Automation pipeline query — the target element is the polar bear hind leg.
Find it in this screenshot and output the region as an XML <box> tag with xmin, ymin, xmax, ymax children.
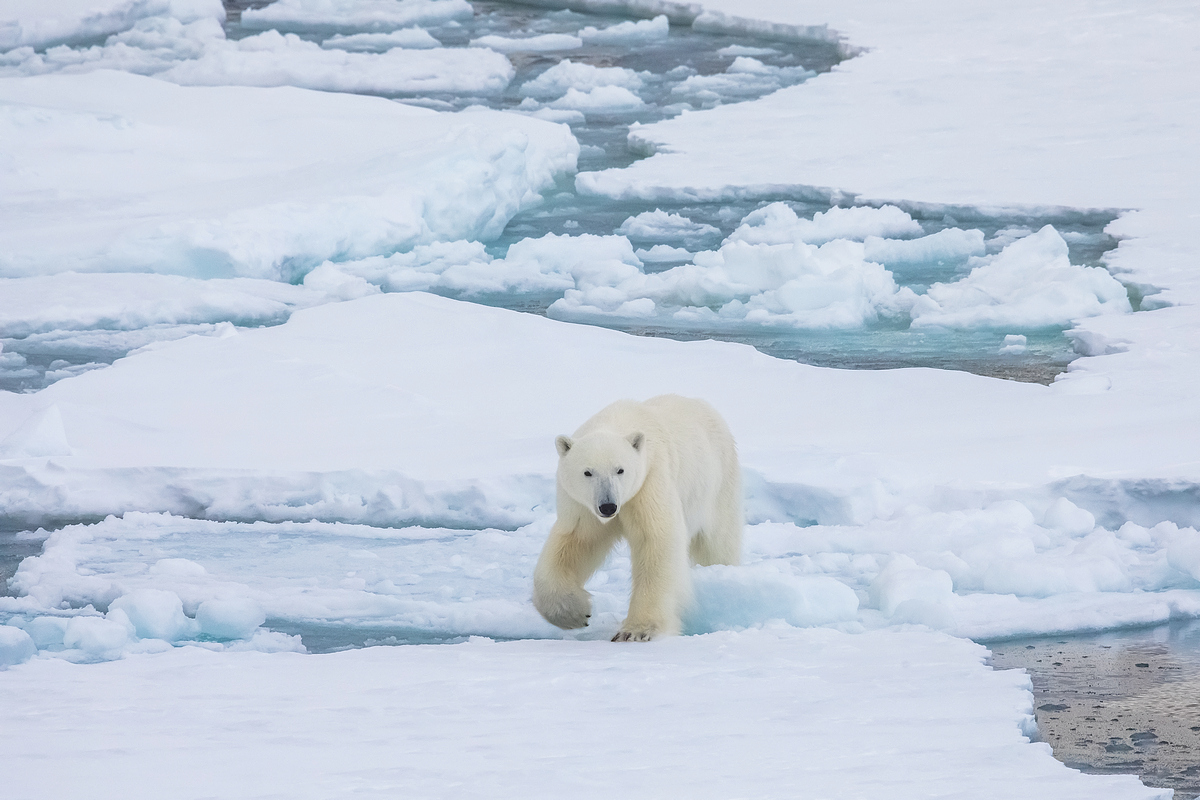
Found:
<box><xmin>689</xmin><ymin>475</ymin><xmax>743</xmax><ymax>567</ymax></box>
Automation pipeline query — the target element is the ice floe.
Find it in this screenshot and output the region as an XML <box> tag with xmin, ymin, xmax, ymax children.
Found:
<box><xmin>578</xmin><ymin>14</ymin><xmax>669</xmax><ymax>45</ymax></box>
<box><xmin>239</xmin><ymin>0</ymin><xmax>473</xmax><ymax>34</ymax></box>
<box><xmin>320</xmin><ymin>27</ymin><xmax>442</xmax><ymax>50</ymax></box>
<box><xmin>910</xmin><ymin>226</ymin><xmax>1132</xmax><ymax>329</ymax></box>
<box><xmin>0</xmin><ymin>70</ymin><xmax>577</xmax><ymax>280</ymax></box>
<box><xmin>0</xmin><ymin>0</ymin><xmax>223</xmax><ymax>50</ymax></box>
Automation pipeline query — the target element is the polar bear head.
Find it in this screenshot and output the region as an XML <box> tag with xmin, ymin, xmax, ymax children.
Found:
<box><xmin>555</xmin><ymin>430</ymin><xmax>647</xmax><ymax>523</ymax></box>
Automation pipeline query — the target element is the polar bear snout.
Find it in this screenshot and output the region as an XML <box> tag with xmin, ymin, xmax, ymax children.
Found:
<box><xmin>598</xmin><ymin>502</ymin><xmax>618</xmax><ymax>518</ymax></box>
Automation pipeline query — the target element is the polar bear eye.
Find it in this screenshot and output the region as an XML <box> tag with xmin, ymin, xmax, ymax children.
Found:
<box><xmin>617</xmin><ymin>468</ymin><xmax>624</xmax><ymax>474</ymax></box>
<box><xmin>583</xmin><ymin>470</ymin><xmax>592</xmax><ymax>477</ymax></box>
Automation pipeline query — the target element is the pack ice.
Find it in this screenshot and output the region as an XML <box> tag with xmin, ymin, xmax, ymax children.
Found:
<box><xmin>0</xmin><ymin>71</ymin><xmax>577</xmax><ymax>280</ymax></box>
<box><xmin>3</xmin><ymin>0</ymin><xmax>1200</xmax><ymax>798</ymax></box>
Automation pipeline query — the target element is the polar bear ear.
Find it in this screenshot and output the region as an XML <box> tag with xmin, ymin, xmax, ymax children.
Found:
<box><xmin>628</xmin><ymin>432</ymin><xmax>644</xmax><ymax>451</ymax></box>
<box><xmin>555</xmin><ymin>435</ymin><xmax>573</xmax><ymax>458</ymax></box>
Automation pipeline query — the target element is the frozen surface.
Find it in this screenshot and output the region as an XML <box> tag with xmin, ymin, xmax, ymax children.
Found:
<box><xmin>0</xmin><ymin>0</ymin><xmax>223</xmax><ymax>50</ymax></box>
<box><xmin>2</xmin><ymin>0</ymin><xmax>1200</xmax><ymax>796</ymax></box>
<box><xmin>157</xmin><ymin>30</ymin><xmax>514</xmax><ymax>93</ymax></box>
<box><xmin>1</xmin><ymin>18</ymin><xmax>515</xmax><ymax>95</ymax></box>
<box><xmin>469</xmin><ymin>31</ymin><xmax>582</xmax><ymax>52</ymax></box>
<box><xmin>0</xmin><ymin>628</ymin><xmax>1167</xmax><ymax>800</ymax></box>
<box><xmin>518</xmin><ymin>58</ymin><xmax>645</xmax><ymax>99</ymax></box>
<box><xmin>0</xmin><ymin>71</ymin><xmax>577</xmax><ymax>280</ymax></box>
<box><xmin>320</xmin><ymin>26</ymin><xmax>442</xmax><ymax>50</ymax></box>
<box><xmin>315</xmin><ymin>205</ymin><xmax>1126</xmax><ymax>336</ymax></box>
<box><xmin>578</xmin><ymin>14</ymin><xmax>668</xmax><ymax>45</ymax></box>
<box><xmin>0</xmin><ymin>273</ymin><xmax>330</xmax><ymax>337</ymax></box>
<box><xmin>1</xmin><ymin>293</ymin><xmax>1198</xmax><ymax>658</ymax></box>
<box><xmin>239</xmin><ymin>0</ymin><xmax>473</xmax><ymax>33</ymax></box>
<box><xmin>909</xmin><ymin>226</ymin><xmax>1132</xmax><ymax>330</ymax></box>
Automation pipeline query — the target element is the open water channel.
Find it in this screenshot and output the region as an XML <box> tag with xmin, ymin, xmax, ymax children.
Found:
<box><xmin>227</xmin><ymin>0</ymin><xmax>1123</xmax><ymax>385</ymax></box>
<box><xmin>3</xmin><ymin>1</ymin><xmax>1191</xmax><ymax>794</ymax></box>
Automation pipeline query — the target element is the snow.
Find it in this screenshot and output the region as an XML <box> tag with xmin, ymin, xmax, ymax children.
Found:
<box><xmin>909</xmin><ymin>226</ymin><xmax>1132</xmax><ymax>330</ymax></box>
<box><xmin>616</xmin><ymin>209</ymin><xmax>720</xmax><ymax>242</ymax></box>
<box><xmin>0</xmin><ymin>624</ymin><xmax>35</xmax><ymax>665</ymax></box>
<box><xmin>728</xmin><ymin>202</ymin><xmax>925</xmax><ymax>246</ymax></box>
<box><xmin>313</xmin><ymin>207</ymin><xmax>1127</xmax><ymax>334</ymax></box>
<box><xmin>1</xmin><ymin>19</ymin><xmax>514</xmax><ymax>96</ymax></box>
<box><xmin>157</xmin><ymin>30</ymin><xmax>515</xmax><ymax>94</ymax></box>
<box><xmin>109</xmin><ymin>588</ymin><xmax>198</xmax><ymax>641</ymax></box>
<box><xmin>239</xmin><ymin>0</ymin><xmax>473</xmax><ymax>33</ymax></box>
<box><xmin>864</xmin><ymin>227</ymin><xmax>986</xmax><ymax>268</ymax></box>
<box><xmin>518</xmin><ymin>58</ymin><xmax>644</xmax><ymax>99</ymax></box>
<box><xmin>635</xmin><ymin>243</ymin><xmax>692</xmax><ymax>263</ymax></box>
<box><xmin>320</xmin><ymin>27</ymin><xmax>442</xmax><ymax>50</ymax></box>
<box><xmin>469</xmin><ymin>32</ymin><xmax>582</xmax><ymax>52</ymax></box>
<box><xmin>0</xmin><ymin>628</ymin><xmax>1165</xmax><ymax>800</ymax></box>
<box><xmin>548</xmin><ymin>83</ymin><xmax>644</xmax><ymax>114</ymax></box>
<box><xmin>668</xmin><ymin>57</ymin><xmax>814</xmax><ymax>107</ymax></box>
<box><xmin>195</xmin><ymin>598</ymin><xmax>267</xmax><ymax>640</ymax></box>
<box><xmin>0</xmin><ymin>405</ymin><xmax>71</xmax><ymax>458</ymax></box>
<box><xmin>0</xmin><ymin>291</ymin><xmax>1197</xmax><ymax>658</ymax></box>
<box><xmin>3</xmin><ymin>0</ymin><xmax>1200</xmax><ymax>796</ymax></box>
<box><xmin>0</xmin><ymin>71</ymin><xmax>577</xmax><ymax>280</ymax></box>
<box><xmin>0</xmin><ymin>273</ymin><xmax>328</xmax><ymax>337</ymax></box>
<box><xmin>0</xmin><ymin>0</ymin><xmax>223</xmax><ymax>50</ymax></box>
<box><xmin>578</xmin><ymin>13</ymin><xmax>669</xmax><ymax>45</ymax></box>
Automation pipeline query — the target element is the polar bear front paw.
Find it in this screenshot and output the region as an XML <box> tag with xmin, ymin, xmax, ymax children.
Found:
<box><xmin>611</xmin><ymin>624</ymin><xmax>659</xmax><ymax>642</ymax></box>
<box><xmin>534</xmin><ymin>587</ymin><xmax>592</xmax><ymax>630</ymax></box>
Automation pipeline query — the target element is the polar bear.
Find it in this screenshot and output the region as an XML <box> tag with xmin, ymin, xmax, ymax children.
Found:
<box><xmin>533</xmin><ymin>394</ymin><xmax>742</xmax><ymax>641</ymax></box>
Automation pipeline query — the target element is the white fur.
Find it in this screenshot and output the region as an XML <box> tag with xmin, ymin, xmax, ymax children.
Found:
<box><xmin>533</xmin><ymin>394</ymin><xmax>743</xmax><ymax>641</ymax></box>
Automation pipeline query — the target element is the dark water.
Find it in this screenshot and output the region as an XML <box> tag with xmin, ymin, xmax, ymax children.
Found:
<box><xmin>989</xmin><ymin>621</ymin><xmax>1200</xmax><ymax>799</ymax></box>
<box><xmin>0</xmin><ymin>529</ymin><xmax>46</xmax><ymax>596</ymax></box>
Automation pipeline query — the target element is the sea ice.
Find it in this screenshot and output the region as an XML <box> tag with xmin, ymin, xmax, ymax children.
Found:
<box><xmin>1000</xmin><ymin>333</ymin><xmax>1028</xmax><ymax>354</ymax></box>
<box><xmin>0</xmin><ymin>623</ymin><xmax>35</xmax><ymax>666</ymax></box>
<box><xmin>157</xmin><ymin>31</ymin><xmax>514</xmax><ymax>95</ymax></box>
<box><xmin>320</xmin><ymin>27</ymin><xmax>442</xmax><ymax>50</ymax></box>
<box><xmin>616</xmin><ymin>209</ymin><xmax>721</xmax><ymax>242</ymax></box>
<box><xmin>239</xmin><ymin>0</ymin><xmax>473</xmax><ymax>34</ymax></box>
<box><xmin>730</xmin><ymin>202</ymin><xmax>926</xmax><ymax>246</ymax></box>
<box><xmin>0</xmin><ymin>273</ymin><xmax>330</xmax><ymax>337</ymax></box>
<box><xmin>669</xmin><ymin>56</ymin><xmax>814</xmax><ymax>106</ymax></box>
<box><xmin>0</xmin><ymin>405</ymin><xmax>71</xmax><ymax>459</ymax></box>
<box><xmin>910</xmin><ymin>226</ymin><xmax>1132</xmax><ymax>329</ymax></box>
<box><xmin>548</xmin><ymin>84</ymin><xmax>645</xmax><ymax>114</ymax></box>
<box><xmin>469</xmin><ymin>32</ymin><xmax>582</xmax><ymax>52</ymax></box>
<box><xmin>109</xmin><ymin>588</ymin><xmax>198</xmax><ymax>641</ymax></box>
<box><xmin>578</xmin><ymin>14</ymin><xmax>669</xmax><ymax>45</ymax></box>
<box><xmin>686</xmin><ymin>565</ymin><xmax>859</xmax><ymax>632</ymax></box>
<box><xmin>541</xmin><ymin>228</ymin><xmax>915</xmax><ymax>329</ymax></box>
<box><xmin>61</xmin><ymin>612</ymin><xmax>134</xmax><ymax>660</ymax></box>
<box><xmin>0</xmin><ymin>71</ymin><xmax>577</xmax><ymax>280</ymax></box>
<box><xmin>863</xmin><ymin>226</ymin><xmax>986</xmax><ymax>267</ymax></box>
<box><xmin>0</xmin><ymin>0</ymin><xmax>223</xmax><ymax>51</ymax></box>
<box><xmin>0</xmin><ymin>11</ymin><xmax>511</xmax><ymax>96</ymax></box>
<box><xmin>0</xmin><ymin>628</ymin><xmax>1168</xmax><ymax>799</ymax></box>
<box><xmin>195</xmin><ymin>598</ymin><xmax>267</xmax><ymax>640</ymax></box>
<box><xmin>635</xmin><ymin>244</ymin><xmax>693</xmax><ymax>263</ymax></box>
<box><xmin>518</xmin><ymin>58</ymin><xmax>644</xmax><ymax>99</ymax></box>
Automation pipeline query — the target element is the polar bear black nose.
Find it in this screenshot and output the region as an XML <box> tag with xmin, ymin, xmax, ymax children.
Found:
<box><xmin>598</xmin><ymin>503</ymin><xmax>617</xmax><ymax>517</ymax></box>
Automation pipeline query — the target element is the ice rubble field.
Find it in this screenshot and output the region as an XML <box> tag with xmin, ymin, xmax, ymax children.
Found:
<box><xmin>2</xmin><ymin>0</ymin><xmax>1200</xmax><ymax>797</ymax></box>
